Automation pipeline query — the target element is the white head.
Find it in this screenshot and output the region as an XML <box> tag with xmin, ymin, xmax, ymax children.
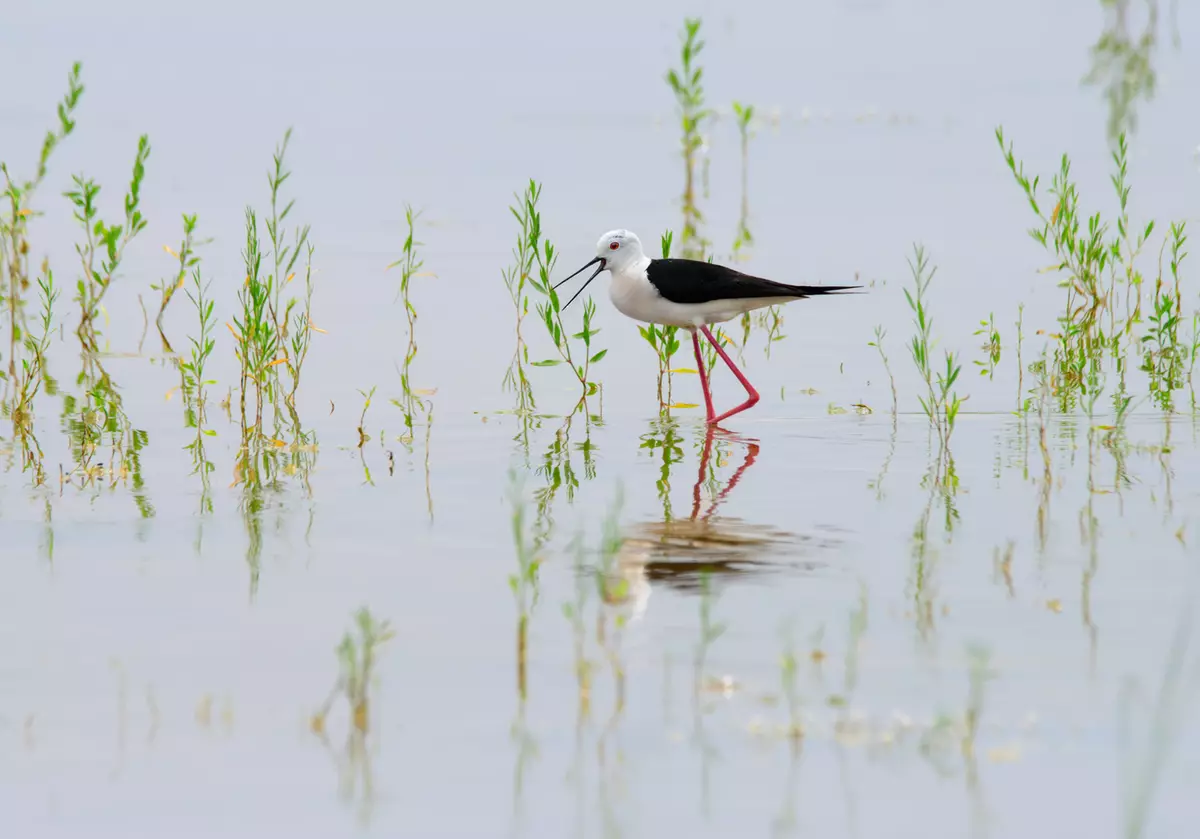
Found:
<box><xmin>552</xmin><ymin>228</ymin><xmax>646</xmax><ymax>311</ymax></box>
<box><xmin>595</xmin><ymin>229</ymin><xmax>645</xmax><ymax>273</ymax></box>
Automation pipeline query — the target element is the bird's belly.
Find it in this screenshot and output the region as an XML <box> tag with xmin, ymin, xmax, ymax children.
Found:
<box><xmin>610</xmin><ymin>278</ymin><xmax>789</xmax><ymax>328</ymax></box>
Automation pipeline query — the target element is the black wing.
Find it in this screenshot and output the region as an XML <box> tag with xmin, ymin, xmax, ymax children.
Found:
<box><xmin>646</xmin><ymin>259</ymin><xmax>858</xmax><ymax>305</ymax></box>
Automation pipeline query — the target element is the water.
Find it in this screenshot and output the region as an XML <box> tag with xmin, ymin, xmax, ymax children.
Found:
<box><xmin>2</xmin><ymin>1</ymin><xmax>1200</xmax><ymax>836</ymax></box>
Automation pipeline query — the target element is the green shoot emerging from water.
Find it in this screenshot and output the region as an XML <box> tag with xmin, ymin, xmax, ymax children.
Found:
<box><xmin>666</xmin><ymin>18</ymin><xmax>711</xmax><ymax>259</ymax></box>
<box><xmin>67</xmin><ymin>134</ymin><xmax>151</xmax><ymax>351</ymax></box>
<box><xmin>313</xmin><ymin>607</ymin><xmax>395</xmax><ymax>735</ymax></box>
<box><xmin>905</xmin><ymin>244</ymin><xmax>964</xmax><ymax>463</ymax></box>
<box><xmin>388</xmin><ymin>206</ymin><xmax>434</xmax><ymax>448</ymax></box>
<box><xmin>521</xmin><ymin>181</ymin><xmax>605</xmax><ymax>402</ymax></box>
<box><xmin>638</xmin><ymin>230</ymin><xmax>682</xmax><ymax>409</ymax></box>
<box><xmin>153</xmin><ymin>213</ymin><xmax>203</xmax><ymax>347</ymax></box>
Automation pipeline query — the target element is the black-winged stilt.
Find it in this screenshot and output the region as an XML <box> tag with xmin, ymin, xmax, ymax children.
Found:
<box><xmin>553</xmin><ymin>229</ymin><xmax>858</xmax><ymax>424</ymax></box>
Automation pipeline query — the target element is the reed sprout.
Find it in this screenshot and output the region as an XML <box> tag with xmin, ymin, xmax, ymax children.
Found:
<box><xmin>313</xmin><ymin>607</ymin><xmax>395</xmax><ymax>735</ymax></box>
<box><xmin>153</xmin><ymin>214</ymin><xmax>203</xmax><ymax>346</ymax></box>
<box><xmin>181</xmin><ymin>267</ymin><xmax>216</xmax><ymax>512</ymax></box>
<box><xmin>638</xmin><ymin>231</ymin><xmax>682</xmax><ymax>408</ymax></box>
<box><xmin>999</xmin><ymin>126</ymin><xmax>1193</xmax><ymax>414</ymax></box>
<box><xmin>502</xmin><ymin>181</ymin><xmax>540</xmax><ymax>420</ymax></box>
<box><xmin>868</xmin><ymin>325</ymin><xmax>898</xmax><ymax>420</ymax></box>
<box><xmin>904</xmin><ymin>244</ymin><xmax>964</xmax><ymax>463</ymax></box>
<box><xmin>666</xmin><ymin>18</ymin><xmax>711</xmax><ymax>259</ymax></box>
<box><xmin>519</xmin><ymin>181</ymin><xmax>605</xmax><ymax>401</ymax></box>
<box><xmin>230</xmin><ymin>130</ymin><xmax>319</xmax><ymax>448</ymax></box>
<box><xmin>2</xmin><ymin>61</ymin><xmax>83</xmax><ymax>379</ymax></box>
<box><xmin>388</xmin><ymin>206</ymin><xmax>434</xmax><ymax>445</ymax></box>
<box><xmin>9</xmin><ymin>265</ymin><xmax>58</xmax><ymax>428</ymax></box>
<box><xmin>67</xmin><ymin>134</ymin><xmax>151</xmax><ymax>351</ymax></box>
<box><xmin>973</xmin><ymin>313</ymin><xmax>1002</xmax><ymax>379</ymax></box>
<box><xmin>731</xmin><ymin>101</ymin><xmax>755</xmax><ymax>259</ymax></box>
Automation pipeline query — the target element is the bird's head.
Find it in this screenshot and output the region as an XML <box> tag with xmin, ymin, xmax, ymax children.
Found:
<box><xmin>552</xmin><ymin>229</ymin><xmax>645</xmax><ymax>310</ymax></box>
<box><xmin>595</xmin><ymin>229</ymin><xmax>644</xmax><ymax>273</ymax></box>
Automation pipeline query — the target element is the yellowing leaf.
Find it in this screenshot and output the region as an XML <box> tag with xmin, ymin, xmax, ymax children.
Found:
<box><xmin>285</xmin><ymin>272</ymin><xmax>296</xmax><ymax>284</ymax></box>
<box><xmin>308</xmin><ymin>317</ymin><xmax>328</xmax><ymax>334</ymax></box>
<box><xmin>226</xmin><ymin>322</ymin><xmax>240</xmax><ymax>341</ymax></box>
<box><xmin>163</xmin><ymin>244</ymin><xmax>179</xmax><ymax>258</ymax></box>
<box><xmin>164</xmin><ymin>387</ymin><xmax>179</xmax><ymax>402</ymax></box>
<box><xmin>670</xmin><ymin>367</ymin><xmax>699</xmax><ymax>374</ymax></box>
<box><xmin>16</xmin><ymin>208</ymin><xmax>33</xmax><ymax>217</ymax></box>
<box><xmin>668</xmin><ymin>402</ymin><xmax>700</xmax><ymax>409</ymax></box>
<box><xmin>1046</xmin><ymin>598</ymin><xmax>1063</xmax><ymax>613</ymax></box>
<box><xmin>413</xmin><ymin>388</ymin><xmax>438</xmax><ymax>396</ymax></box>
<box><xmin>266</xmin><ymin>357</ymin><xmax>288</xmax><ymax>368</ymax></box>
<box><xmin>268</xmin><ymin>438</ymin><xmax>288</xmax><ymax>448</ymax></box>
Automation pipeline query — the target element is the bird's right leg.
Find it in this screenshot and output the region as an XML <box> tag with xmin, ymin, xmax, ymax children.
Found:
<box><xmin>692</xmin><ymin>328</ymin><xmax>716</xmax><ymax>423</ymax></box>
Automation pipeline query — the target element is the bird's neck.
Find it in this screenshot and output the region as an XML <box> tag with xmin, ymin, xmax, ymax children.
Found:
<box><xmin>614</xmin><ymin>253</ymin><xmax>651</xmax><ymax>277</ymax></box>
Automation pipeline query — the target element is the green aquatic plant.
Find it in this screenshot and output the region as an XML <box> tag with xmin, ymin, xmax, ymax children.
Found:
<box><xmin>508</xmin><ymin>473</ymin><xmax>541</xmax><ymax>702</ymax></box>
<box><xmin>962</xmin><ymin>644</ymin><xmax>995</xmax><ymax>761</ymax></box>
<box><xmin>731</xmin><ymin>101</ymin><xmax>755</xmax><ymax>260</ymax></box>
<box><xmin>356</xmin><ymin>385</ymin><xmax>376</xmax><ymax>449</ymax></box>
<box><xmin>2</xmin><ymin>61</ymin><xmax>84</xmax><ymax>380</ymax></box>
<box><xmin>1140</xmin><ymin>222</ymin><xmax>1188</xmax><ymax>409</ymax></box>
<box><xmin>666</xmin><ymin>17</ymin><xmax>712</xmax><ymax>259</ymax></box>
<box><xmin>501</xmin><ymin>181</ymin><xmax>541</xmax><ymax>422</ymax></box>
<box><xmin>779</xmin><ymin>627</ymin><xmax>803</xmax><ymax>740</ymax></box>
<box><xmin>973</xmin><ymin>313</ymin><xmax>1002</xmax><ymax>379</ymax></box>
<box><xmin>232</xmin><ymin>208</ymin><xmax>277</xmax><ymax>437</ymax></box>
<box><xmin>388</xmin><ymin>206</ymin><xmax>434</xmax><ymax>447</ymax></box>
<box><xmin>904</xmin><ymin>244</ymin><xmax>964</xmax><ymax>461</ymax></box>
<box><xmin>693</xmin><ymin>572</ymin><xmax>725</xmax><ymax>702</ymax></box>
<box><xmin>638</xmin><ymin>230</ymin><xmax>682</xmax><ymax>408</ymax></box>
<box><xmin>152</xmin><ymin>213</ymin><xmax>203</xmax><ymax>345</ymax></box>
<box><xmin>181</xmin><ymin>267</ymin><xmax>216</xmax><ymax>513</ymax></box>
<box><xmin>868</xmin><ymin>324</ymin><xmax>898</xmax><ymax>419</ymax></box>
<box><xmin>639</xmin><ymin>415</ymin><xmax>684</xmax><ymax>521</ymax></box>
<box><xmin>66</xmin><ymin>134</ymin><xmax>151</xmax><ymax>351</ymax></box>
<box><xmin>562</xmin><ymin>536</ymin><xmax>596</xmax><ymax>716</ymax></box>
<box><xmin>517</xmin><ymin>181</ymin><xmax>605</xmax><ymax>403</ymax></box>
<box><xmin>313</xmin><ymin>607</ymin><xmax>395</xmax><ymax>735</ymax></box>
<box><xmin>1084</xmin><ymin>0</ymin><xmax>1172</xmax><ymax>142</ymax></box>
<box><xmin>9</xmin><ymin>265</ymin><xmax>58</xmax><ymax>429</ymax></box>
<box><xmin>996</xmin><ymin>127</ymin><xmax>1193</xmax><ymax>413</ymax></box>
<box><xmin>230</xmin><ymin>130</ymin><xmax>318</xmax><ymax>445</ymax></box>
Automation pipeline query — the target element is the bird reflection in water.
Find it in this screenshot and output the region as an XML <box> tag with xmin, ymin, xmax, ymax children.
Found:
<box><xmin>605</xmin><ymin>423</ymin><xmax>829</xmax><ymax>616</ymax></box>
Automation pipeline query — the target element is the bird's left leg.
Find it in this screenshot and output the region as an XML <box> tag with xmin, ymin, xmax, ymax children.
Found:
<box><xmin>700</xmin><ymin>325</ymin><xmax>760</xmax><ymax>424</ymax></box>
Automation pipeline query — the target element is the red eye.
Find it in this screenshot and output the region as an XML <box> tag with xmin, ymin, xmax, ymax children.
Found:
<box><xmin>609</xmin><ymin>241</ymin><xmax>619</xmax><ymax>250</ymax></box>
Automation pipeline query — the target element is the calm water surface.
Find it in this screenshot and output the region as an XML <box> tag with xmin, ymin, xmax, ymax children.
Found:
<box><xmin>2</xmin><ymin>1</ymin><xmax>1200</xmax><ymax>837</ymax></box>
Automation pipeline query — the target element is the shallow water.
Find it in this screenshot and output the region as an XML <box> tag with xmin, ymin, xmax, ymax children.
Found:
<box><xmin>3</xmin><ymin>1</ymin><xmax>1200</xmax><ymax>837</ymax></box>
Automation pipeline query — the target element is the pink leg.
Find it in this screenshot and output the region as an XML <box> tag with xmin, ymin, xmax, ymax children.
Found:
<box><xmin>700</xmin><ymin>326</ymin><xmax>760</xmax><ymax>424</ymax></box>
<box><xmin>692</xmin><ymin>329</ymin><xmax>716</xmax><ymax>423</ymax></box>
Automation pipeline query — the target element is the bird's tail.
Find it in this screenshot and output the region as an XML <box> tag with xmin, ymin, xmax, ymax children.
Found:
<box><xmin>785</xmin><ymin>284</ymin><xmax>861</xmax><ymax>297</ymax></box>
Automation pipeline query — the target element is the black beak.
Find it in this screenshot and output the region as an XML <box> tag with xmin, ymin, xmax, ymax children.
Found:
<box><xmin>552</xmin><ymin>256</ymin><xmax>607</xmax><ymax>311</ymax></box>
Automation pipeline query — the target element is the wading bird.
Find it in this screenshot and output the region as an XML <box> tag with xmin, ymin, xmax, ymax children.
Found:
<box><xmin>554</xmin><ymin>229</ymin><xmax>857</xmax><ymax>424</ymax></box>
